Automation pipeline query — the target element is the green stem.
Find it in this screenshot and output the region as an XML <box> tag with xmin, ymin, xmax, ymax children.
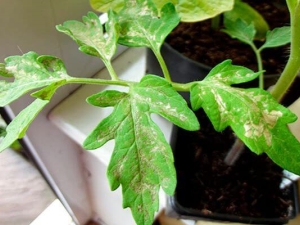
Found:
<box><xmin>70</xmin><ymin>75</ymin><xmax>196</xmax><ymax>95</ymax></box>
<box><xmin>68</xmin><ymin>77</ymin><xmax>196</xmax><ymax>98</ymax></box>
<box><xmin>211</xmin><ymin>15</ymin><xmax>221</xmax><ymax>30</ymax></box>
<box><xmin>256</xmin><ymin>50</ymin><xmax>264</xmax><ymax>89</ymax></box>
<box><xmin>271</xmin><ymin>0</ymin><xmax>300</xmax><ymax>101</ymax></box>
<box><xmin>152</xmin><ymin>49</ymin><xmax>172</xmax><ymax>82</ymax></box>
<box><xmin>225</xmin><ymin>137</ymin><xmax>245</xmax><ymax>166</ymax></box>
<box><xmin>250</xmin><ymin>43</ymin><xmax>264</xmax><ymax>88</ymax></box>
<box><xmin>68</xmin><ymin>77</ymin><xmax>134</xmax><ymax>87</ymax></box>
<box><xmin>103</xmin><ymin>60</ymin><xmax>119</xmax><ymax>81</ymax></box>
<box><xmin>172</xmin><ymin>81</ymin><xmax>196</xmax><ymax>92</ymax></box>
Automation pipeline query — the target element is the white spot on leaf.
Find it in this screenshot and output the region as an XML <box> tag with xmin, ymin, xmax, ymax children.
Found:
<box><xmin>263</xmin><ymin>110</ymin><xmax>283</xmax><ymax>127</ymax></box>
<box><xmin>243</xmin><ymin>110</ymin><xmax>282</xmax><ymax>146</ymax></box>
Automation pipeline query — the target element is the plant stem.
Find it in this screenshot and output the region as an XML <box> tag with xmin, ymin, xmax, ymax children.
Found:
<box><xmin>271</xmin><ymin>0</ymin><xmax>300</xmax><ymax>101</ymax></box>
<box><xmin>255</xmin><ymin>50</ymin><xmax>264</xmax><ymax>88</ymax></box>
<box><xmin>171</xmin><ymin>81</ymin><xmax>196</xmax><ymax>92</ymax></box>
<box><xmin>68</xmin><ymin>77</ymin><xmax>134</xmax><ymax>87</ymax></box>
<box><xmin>249</xmin><ymin>43</ymin><xmax>264</xmax><ymax>88</ymax></box>
<box><xmin>103</xmin><ymin>60</ymin><xmax>120</xmax><ymax>81</ymax></box>
<box><xmin>211</xmin><ymin>15</ymin><xmax>221</xmax><ymax>30</ymax></box>
<box><xmin>152</xmin><ymin>49</ymin><xmax>172</xmax><ymax>82</ymax></box>
<box><xmin>69</xmin><ymin>76</ymin><xmax>201</xmax><ymax>92</ymax></box>
<box><xmin>224</xmin><ymin>137</ymin><xmax>245</xmax><ymax>165</ymax></box>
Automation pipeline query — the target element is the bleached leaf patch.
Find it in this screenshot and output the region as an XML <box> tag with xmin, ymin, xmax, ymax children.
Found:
<box><xmin>191</xmin><ymin>60</ymin><xmax>300</xmax><ymax>175</ymax></box>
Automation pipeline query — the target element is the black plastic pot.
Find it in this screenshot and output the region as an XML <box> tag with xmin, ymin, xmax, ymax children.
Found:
<box><xmin>165</xmin><ymin>123</ymin><xmax>299</xmax><ymax>225</ymax></box>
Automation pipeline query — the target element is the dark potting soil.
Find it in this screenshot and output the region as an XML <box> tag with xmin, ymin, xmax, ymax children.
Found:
<box><xmin>166</xmin><ymin>0</ymin><xmax>290</xmax><ymax>74</ymax></box>
<box><xmin>173</xmin><ymin>108</ymin><xmax>294</xmax><ymax>219</ymax></box>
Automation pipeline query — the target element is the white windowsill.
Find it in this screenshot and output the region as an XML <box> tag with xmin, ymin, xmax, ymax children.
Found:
<box><xmin>30</xmin><ymin>199</ymin><xmax>75</xmax><ymax>225</ymax></box>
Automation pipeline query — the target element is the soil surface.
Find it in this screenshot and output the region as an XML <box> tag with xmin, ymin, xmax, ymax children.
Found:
<box><xmin>166</xmin><ymin>0</ymin><xmax>290</xmax><ymax>74</ymax></box>
<box><xmin>173</xmin><ymin>108</ymin><xmax>294</xmax><ymax>220</ymax></box>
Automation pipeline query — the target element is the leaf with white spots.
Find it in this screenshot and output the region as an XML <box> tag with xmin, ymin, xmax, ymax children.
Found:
<box><xmin>56</xmin><ymin>11</ymin><xmax>119</xmax><ymax>61</ymax></box>
<box><xmin>115</xmin><ymin>0</ymin><xmax>180</xmax><ymax>51</ymax></box>
<box><xmin>83</xmin><ymin>75</ymin><xmax>199</xmax><ymax>225</ymax></box>
<box><xmin>0</xmin><ymin>82</ymin><xmax>63</xmax><ymax>152</ymax></box>
<box><xmin>191</xmin><ymin>60</ymin><xmax>300</xmax><ymax>174</ymax></box>
<box><xmin>206</xmin><ymin>60</ymin><xmax>261</xmax><ymax>85</ymax></box>
<box><xmin>0</xmin><ymin>52</ymin><xmax>70</xmax><ymax>106</ymax></box>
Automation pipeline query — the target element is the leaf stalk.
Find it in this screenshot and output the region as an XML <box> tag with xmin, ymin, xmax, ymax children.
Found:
<box><xmin>103</xmin><ymin>60</ymin><xmax>120</xmax><ymax>81</ymax></box>
<box><xmin>249</xmin><ymin>43</ymin><xmax>264</xmax><ymax>88</ymax></box>
<box><xmin>224</xmin><ymin>137</ymin><xmax>245</xmax><ymax>166</ymax></box>
<box><xmin>68</xmin><ymin>77</ymin><xmax>133</xmax><ymax>87</ymax></box>
<box><xmin>152</xmin><ymin>49</ymin><xmax>172</xmax><ymax>82</ymax></box>
<box><xmin>211</xmin><ymin>15</ymin><xmax>221</xmax><ymax>30</ymax></box>
<box><xmin>172</xmin><ymin>81</ymin><xmax>196</xmax><ymax>92</ymax></box>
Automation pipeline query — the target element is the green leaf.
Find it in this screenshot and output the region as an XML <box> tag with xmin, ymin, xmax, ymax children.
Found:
<box><xmin>90</xmin><ymin>0</ymin><xmax>126</xmax><ymax>13</ymax></box>
<box><xmin>206</xmin><ymin>60</ymin><xmax>261</xmax><ymax>85</ymax></box>
<box><xmin>56</xmin><ymin>11</ymin><xmax>119</xmax><ymax>60</ymax></box>
<box><xmin>31</xmin><ymin>80</ymin><xmax>67</xmax><ymax>100</ymax></box>
<box><xmin>190</xmin><ymin>61</ymin><xmax>300</xmax><ymax>175</ymax></box>
<box><xmin>224</xmin><ymin>1</ymin><xmax>269</xmax><ymax>40</ymax></box>
<box><xmin>0</xmin><ymin>52</ymin><xmax>70</xmax><ymax>107</ymax></box>
<box><xmin>266</xmin><ymin>121</ymin><xmax>300</xmax><ymax>175</ymax></box>
<box><xmin>90</xmin><ymin>0</ymin><xmax>234</xmax><ymax>22</ymax></box>
<box><xmin>0</xmin><ymin>99</ymin><xmax>48</xmax><ymax>152</ymax></box>
<box><xmin>86</xmin><ymin>90</ymin><xmax>127</xmax><ymax>107</ymax></box>
<box><xmin>0</xmin><ymin>126</ymin><xmax>6</xmax><ymax>137</ymax></box>
<box><xmin>116</xmin><ymin>1</ymin><xmax>180</xmax><ymax>51</ymax></box>
<box><xmin>84</xmin><ymin>75</ymin><xmax>199</xmax><ymax>225</ymax></box>
<box><xmin>176</xmin><ymin>0</ymin><xmax>234</xmax><ymax>22</ymax></box>
<box><xmin>260</xmin><ymin>26</ymin><xmax>291</xmax><ymax>50</ymax></box>
<box><xmin>222</xmin><ymin>18</ymin><xmax>256</xmax><ymax>46</ymax></box>
<box><xmin>0</xmin><ymin>82</ymin><xmax>64</xmax><ymax>152</ymax></box>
